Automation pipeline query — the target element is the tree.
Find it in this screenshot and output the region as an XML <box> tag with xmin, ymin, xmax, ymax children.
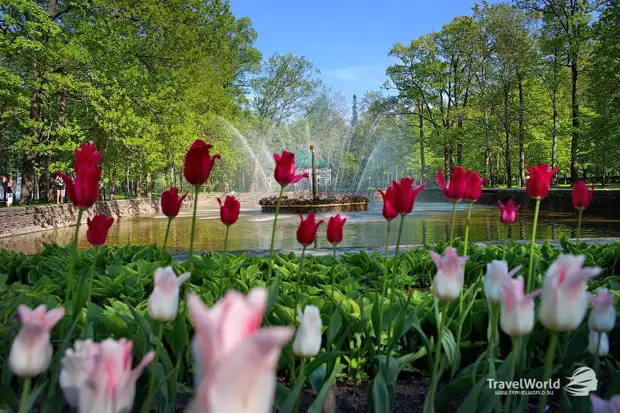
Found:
<box><xmin>517</xmin><ymin>0</ymin><xmax>598</xmax><ymax>183</ymax></box>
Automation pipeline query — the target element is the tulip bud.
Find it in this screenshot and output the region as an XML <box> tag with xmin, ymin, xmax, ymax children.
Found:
<box><xmin>464</xmin><ymin>170</ymin><xmax>486</xmax><ymax>202</ymax></box>
<box><xmin>217</xmin><ymin>195</ymin><xmax>241</xmax><ymax>226</ymax></box>
<box><xmin>293</xmin><ymin>305</ymin><xmax>322</xmax><ymax>357</ymax></box>
<box><xmin>539</xmin><ymin>255</ymin><xmax>601</xmax><ymax>332</ymax></box>
<box><xmin>148</xmin><ymin>266</ymin><xmax>191</xmax><ymax>322</ymax></box>
<box><xmin>588</xmin><ymin>289</ymin><xmax>616</xmax><ymax>333</ymax></box>
<box><xmin>60</xmin><ymin>338</ymin><xmax>154</xmax><ymax>413</ymax></box>
<box><xmin>429</xmin><ymin>248</ymin><xmax>469</xmax><ymax>301</ymax></box>
<box><xmin>498</xmin><ymin>200</ymin><xmax>520</xmax><ymax>225</ymax></box>
<box><xmin>296</xmin><ymin>213</ymin><xmax>324</xmax><ymax>246</ymax></box>
<box><xmin>327</xmin><ymin>214</ymin><xmax>347</xmax><ymax>245</ymax></box>
<box><xmin>9</xmin><ymin>305</ymin><xmax>65</xmax><ymax>377</ymax></box>
<box><xmin>391</xmin><ymin>177</ymin><xmax>425</xmax><ymax>215</ymax></box>
<box><xmin>437</xmin><ymin>166</ymin><xmax>467</xmax><ymax>202</ymax></box>
<box><xmin>183</xmin><ymin>140</ymin><xmax>220</xmax><ymax>187</ymax></box>
<box><xmin>161</xmin><ymin>187</ymin><xmax>188</xmax><ymax>218</ymax></box>
<box><xmin>588</xmin><ymin>331</ymin><xmax>609</xmax><ymax>356</ymax></box>
<box><xmin>572</xmin><ymin>181</ymin><xmax>594</xmax><ymax>211</ymax></box>
<box><xmin>273</xmin><ymin>150</ymin><xmax>308</xmax><ymax>187</ymax></box>
<box><xmin>590</xmin><ymin>395</ymin><xmax>620</xmax><ymax>413</ymax></box>
<box><xmin>57</xmin><ymin>144</ymin><xmax>103</xmax><ymax>209</ymax></box>
<box><xmin>499</xmin><ymin>276</ymin><xmax>542</xmax><ymax>337</ymax></box>
<box><xmin>378</xmin><ymin>187</ymin><xmax>398</xmax><ymax>221</ymax></box>
<box><xmin>86</xmin><ymin>214</ymin><xmax>114</xmax><ymax>247</ymax></box>
<box><xmin>525</xmin><ymin>163</ymin><xmax>559</xmax><ymax>200</ymax></box>
<box><xmin>484</xmin><ymin>261</ymin><xmax>522</xmax><ymax>304</ymax></box>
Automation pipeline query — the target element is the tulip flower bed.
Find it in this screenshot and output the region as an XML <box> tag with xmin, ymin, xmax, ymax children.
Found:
<box><xmin>2</xmin><ymin>141</ymin><xmax>618</xmax><ymax>413</ymax></box>
<box><xmin>0</xmin><ymin>238</ymin><xmax>619</xmax><ymax>412</ymax></box>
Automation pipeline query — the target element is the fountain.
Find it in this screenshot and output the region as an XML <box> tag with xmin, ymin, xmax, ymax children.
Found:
<box><xmin>259</xmin><ymin>144</ymin><xmax>369</xmax><ymax>213</ymax></box>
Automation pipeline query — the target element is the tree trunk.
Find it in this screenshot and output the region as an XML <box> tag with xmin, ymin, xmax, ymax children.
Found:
<box><xmin>518</xmin><ymin>75</ymin><xmax>525</xmax><ymax>187</ymax></box>
<box><xmin>170</xmin><ymin>163</ymin><xmax>175</xmax><ymax>187</ymax></box>
<box><xmin>418</xmin><ymin>111</ymin><xmax>426</xmax><ymax>182</ymax></box>
<box><xmin>145</xmin><ymin>170</ymin><xmax>152</xmax><ymax>199</ymax></box>
<box><xmin>125</xmin><ymin>167</ymin><xmax>130</xmax><ymax>196</ymax></box>
<box><xmin>457</xmin><ymin>143</ymin><xmax>463</xmax><ymax>166</ymax></box>
<box><xmin>443</xmin><ymin>144</ymin><xmax>451</xmax><ymax>179</ymax></box>
<box><xmin>135</xmin><ymin>175</ymin><xmax>142</xmax><ymax>199</ymax></box>
<box><xmin>504</xmin><ymin>84</ymin><xmax>512</xmax><ymax>188</ymax></box>
<box><xmin>20</xmin><ymin>88</ymin><xmax>42</xmax><ymax>205</ymax></box>
<box><xmin>570</xmin><ymin>57</ymin><xmax>579</xmax><ymax>183</ymax></box>
<box><xmin>551</xmin><ymin>91</ymin><xmax>558</xmax><ymax>186</ymax></box>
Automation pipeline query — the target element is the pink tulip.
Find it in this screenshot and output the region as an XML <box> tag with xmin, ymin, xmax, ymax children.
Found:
<box><xmin>499</xmin><ymin>276</ymin><xmax>542</xmax><ymax>337</ymax></box>
<box><xmin>59</xmin><ymin>338</ymin><xmax>154</xmax><ymax>413</ymax></box>
<box><xmin>539</xmin><ymin>255</ymin><xmax>601</xmax><ymax>332</ymax></box>
<box><xmin>148</xmin><ymin>266</ymin><xmax>191</xmax><ymax>322</ymax></box>
<box><xmin>483</xmin><ymin>260</ymin><xmax>522</xmax><ymax>305</ymax></box>
<box><xmin>9</xmin><ymin>305</ymin><xmax>65</xmax><ymax>377</ymax></box>
<box><xmin>588</xmin><ymin>289</ymin><xmax>616</xmax><ymax>333</ymax></box>
<box><xmin>186</xmin><ymin>289</ymin><xmax>294</xmax><ymax>413</ymax></box>
<box><xmin>590</xmin><ymin>395</ymin><xmax>620</xmax><ymax>413</ymax></box>
<box><xmin>429</xmin><ymin>247</ymin><xmax>469</xmax><ymax>301</ymax></box>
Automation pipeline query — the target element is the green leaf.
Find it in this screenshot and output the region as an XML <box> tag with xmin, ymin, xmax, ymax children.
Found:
<box><xmin>327</xmin><ymin>306</ymin><xmax>343</xmax><ymax>349</ymax></box>
<box><xmin>369</xmin><ymin>374</ymin><xmax>390</xmax><ymax>413</ymax></box>
<box><xmin>279</xmin><ymin>376</ymin><xmax>306</xmax><ymax>413</ymax></box>
<box><xmin>307</xmin><ymin>363</ymin><xmax>340</xmax><ymax>413</ymax></box>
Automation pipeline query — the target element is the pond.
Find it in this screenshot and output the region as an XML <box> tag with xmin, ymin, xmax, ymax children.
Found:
<box><xmin>1</xmin><ymin>201</ymin><xmax>620</xmax><ymax>254</ymax></box>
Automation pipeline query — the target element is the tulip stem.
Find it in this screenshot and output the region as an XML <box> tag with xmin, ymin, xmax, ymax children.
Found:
<box><xmin>537</xmin><ymin>332</ymin><xmax>558</xmax><ymax>413</ymax></box>
<box><xmin>594</xmin><ymin>331</ymin><xmax>602</xmax><ymax>377</ymax></box>
<box><xmin>576</xmin><ymin>209</ymin><xmax>583</xmax><ymax>243</ymax></box>
<box><xmin>449</xmin><ymin>201</ymin><xmax>457</xmax><ymax>246</ymax></box>
<box><xmin>295</xmin><ymin>246</ymin><xmax>307</xmax><ymax>300</ymax></box>
<box><xmin>502</xmin><ymin>225</ymin><xmax>509</xmax><ymax>260</ymax></box>
<box><xmin>504</xmin><ymin>337</ymin><xmax>521</xmax><ymax>413</ymax></box>
<box><xmin>270</xmin><ymin>186</ymin><xmax>285</xmax><ymax>256</ymax></box>
<box><xmin>488</xmin><ymin>304</ymin><xmax>499</xmax><ymax>378</ymax></box>
<box><xmin>223</xmin><ymin>225</ymin><xmax>230</xmax><ymax>252</ymax></box>
<box><xmin>332</xmin><ymin>243</ymin><xmax>337</xmax><ymax>261</ymax></box>
<box><xmin>187</xmin><ymin>186</ymin><xmax>200</xmax><ymax>264</ymax></box>
<box><xmin>293</xmin><ymin>357</ymin><xmax>307</xmax><ymax>413</ymax></box>
<box><xmin>427</xmin><ymin>300</ymin><xmax>450</xmax><ymax>412</ymax></box>
<box><xmin>18</xmin><ymin>378</ymin><xmax>31</xmax><ymax>413</ymax></box>
<box><xmin>387</xmin><ymin>215</ymin><xmax>405</xmax><ymax>342</ymax></box>
<box><xmin>65</xmin><ymin>208</ymin><xmax>84</xmax><ymax>305</ymax></box>
<box><xmin>380</xmin><ymin>220</ymin><xmax>392</xmax><ymax>301</ymax></box>
<box><xmin>141</xmin><ymin>322</ymin><xmax>164</xmax><ymax>413</ymax></box>
<box><xmin>526</xmin><ymin>199</ymin><xmax>541</xmax><ymax>293</ymax></box>
<box><xmin>463</xmin><ymin>202</ymin><xmax>473</xmax><ymax>257</ymax></box>
<box><xmin>162</xmin><ymin>218</ymin><xmax>172</xmax><ymax>253</ymax></box>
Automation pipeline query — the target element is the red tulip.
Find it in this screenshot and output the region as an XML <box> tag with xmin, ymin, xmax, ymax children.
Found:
<box><xmin>498</xmin><ymin>200</ymin><xmax>520</xmax><ymax>224</ymax></box>
<box><xmin>161</xmin><ymin>187</ymin><xmax>188</xmax><ymax>218</ymax></box>
<box><xmin>525</xmin><ymin>164</ymin><xmax>559</xmax><ymax>200</ymax></box>
<box><xmin>464</xmin><ymin>170</ymin><xmax>487</xmax><ymax>202</ymax></box>
<box><xmin>57</xmin><ymin>144</ymin><xmax>102</xmax><ymax>209</ymax></box>
<box><xmin>391</xmin><ymin>177</ymin><xmax>425</xmax><ymax>215</ymax></box>
<box><xmin>86</xmin><ymin>214</ymin><xmax>114</xmax><ymax>247</ymax></box>
<box><xmin>327</xmin><ymin>214</ymin><xmax>347</xmax><ymax>245</ymax></box>
<box><xmin>183</xmin><ymin>140</ymin><xmax>221</xmax><ymax>187</ymax></box>
<box><xmin>217</xmin><ymin>196</ymin><xmax>240</xmax><ymax>226</ymax></box>
<box><xmin>378</xmin><ymin>186</ymin><xmax>398</xmax><ymax>221</ymax></box>
<box><xmin>273</xmin><ymin>151</ymin><xmax>309</xmax><ymax>187</ymax></box>
<box><xmin>437</xmin><ymin>166</ymin><xmax>467</xmax><ymax>202</ymax></box>
<box><xmin>296</xmin><ymin>212</ymin><xmax>324</xmax><ymax>246</ymax></box>
<box><xmin>572</xmin><ymin>181</ymin><xmax>594</xmax><ymax>210</ymax></box>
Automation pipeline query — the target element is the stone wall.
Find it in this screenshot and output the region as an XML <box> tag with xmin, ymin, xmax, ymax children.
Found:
<box><xmin>0</xmin><ymin>199</ymin><xmax>161</xmax><ymax>239</ymax></box>
<box><xmin>379</xmin><ymin>187</ymin><xmax>620</xmax><ymax>218</ymax></box>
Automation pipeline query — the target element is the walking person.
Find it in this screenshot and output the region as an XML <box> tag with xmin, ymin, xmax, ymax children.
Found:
<box><xmin>5</xmin><ymin>176</ymin><xmax>14</xmax><ymax>207</ymax></box>
<box><xmin>54</xmin><ymin>175</ymin><xmax>65</xmax><ymax>204</ymax></box>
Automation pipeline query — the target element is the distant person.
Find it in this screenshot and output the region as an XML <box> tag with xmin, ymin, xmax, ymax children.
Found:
<box><xmin>0</xmin><ymin>176</ymin><xmax>6</xmax><ymax>203</ymax></box>
<box><xmin>5</xmin><ymin>177</ymin><xmax>14</xmax><ymax>207</ymax></box>
<box><xmin>54</xmin><ymin>175</ymin><xmax>65</xmax><ymax>204</ymax></box>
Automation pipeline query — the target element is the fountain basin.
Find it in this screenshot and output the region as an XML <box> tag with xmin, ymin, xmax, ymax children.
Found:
<box><xmin>259</xmin><ymin>195</ymin><xmax>368</xmax><ymax>213</ymax></box>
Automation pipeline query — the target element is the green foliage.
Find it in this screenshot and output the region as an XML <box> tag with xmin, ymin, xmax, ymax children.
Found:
<box><xmin>0</xmin><ymin>239</ymin><xmax>619</xmax><ymax>410</ymax></box>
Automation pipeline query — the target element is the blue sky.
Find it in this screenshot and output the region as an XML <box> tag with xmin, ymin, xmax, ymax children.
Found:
<box><xmin>229</xmin><ymin>0</ymin><xmax>490</xmax><ymax>105</ymax></box>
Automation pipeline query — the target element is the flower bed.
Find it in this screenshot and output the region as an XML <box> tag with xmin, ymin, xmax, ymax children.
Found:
<box><xmin>0</xmin><ymin>239</ymin><xmax>618</xmax><ymax>411</ymax></box>
<box><xmin>259</xmin><ymin>194</ymin><xmax>369</xmax><ymax>213</ymax></box>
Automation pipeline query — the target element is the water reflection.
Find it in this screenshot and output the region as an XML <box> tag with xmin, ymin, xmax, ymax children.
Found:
<box><xmin>2</xmin><ymin>202</ymin><xmax>620</xmax><ymax>254</ymax></box>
